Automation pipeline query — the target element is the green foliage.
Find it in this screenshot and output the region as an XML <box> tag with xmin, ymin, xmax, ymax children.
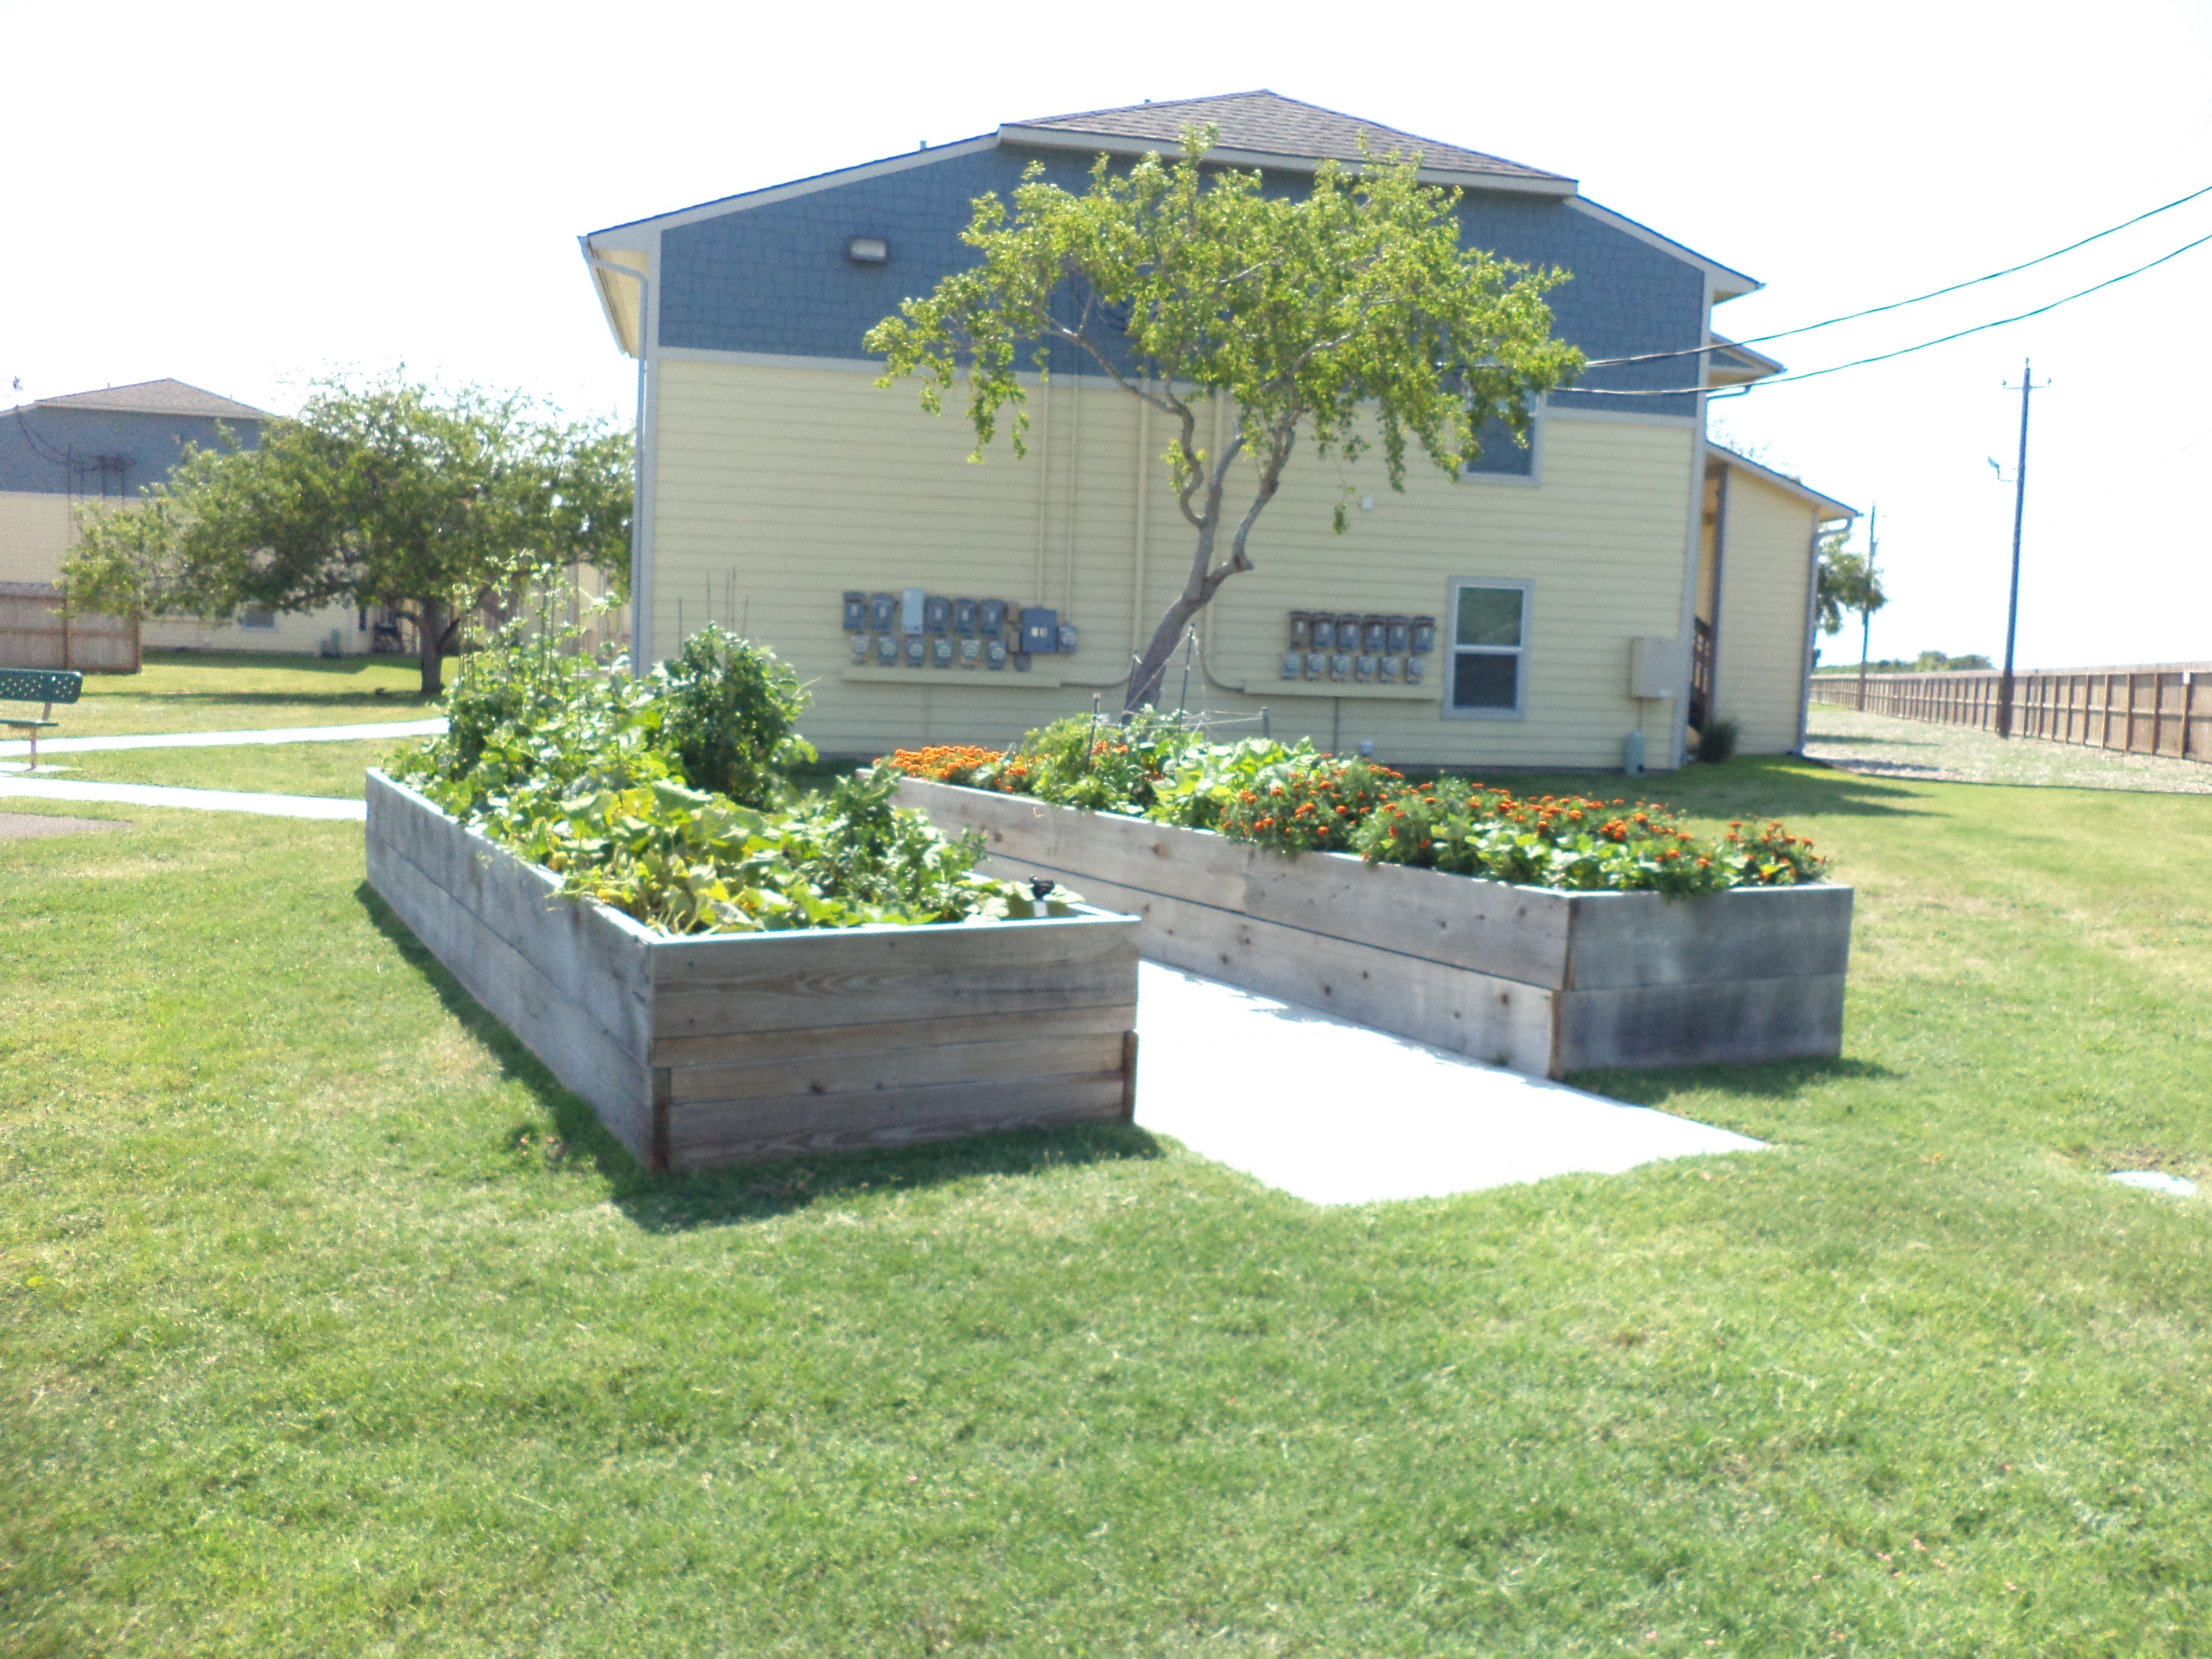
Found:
<box><xmin>391</xmin><ymin>606</ymin><xmax>1041</xmax><ymax>934</ymax></box>
<box><xmin>865</xmin><ymin>127</ymin><xmax>1584</xmax><ymax>707</ymax></box>
<box><xmin>1148</xmin><ymin>735</ymin><xmax>1317</xmax><ymax>830</ymax></box>
<box><xmin>1214</xmin><ymin>754</ymin><xmax>1405</xmax><ymax>854</ymax></box>
<box><xmin>647</xmin><ymin>626</ymin><xmax>815</xmax><ymax>808</ymax></box>
<box><xmin>60</xmin><ymin>374</ymin><xmax>632</xmax><ymax>694</ymax></box>
<box><xmin>1695</xmin><ymin>716</ymin><xmax>1740</xmax><ymax>764</ymax></box>
<box><xmin>1816</xmin><ymin>530</ymin><xmax>1886</xmax><ymax>637</ymax></box>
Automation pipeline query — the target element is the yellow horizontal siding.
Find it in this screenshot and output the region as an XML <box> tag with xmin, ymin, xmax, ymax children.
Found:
<box><xmin>1714</xmin><ymin>470</ymin><xmax>1817</xmax><ymax>754</ymax></box>
<box><xmin>143</xmin><ymin>601</ymin><xmax>366</xmax><ymax>656</ymax></box>
<box><xmin>649</xmin><ymin>358</ymin><xmax>1696</xmax><ymax>767</ymax></box>
<box><xmin>0</xmin><ymin>491</ymin><xmax>74</xmax><ymax>586</ymax></box>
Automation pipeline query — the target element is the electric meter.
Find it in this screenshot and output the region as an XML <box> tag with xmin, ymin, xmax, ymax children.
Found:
<box><xmin>1310</xmin><ymin>612</ymin><xmax>1336</xmax><ymax>651</ymax></box>
<box><xmin>842</xmin><ymin>592</ymin><xmax>867</xmax><ymax>632</ymax></box>
<box><xmin>1410</xmin><ymin>615</ymin><xmax>1436</xmax><ymax>654</ymax></box>
<box><xmin>868</xmin><ymin>592</ymin><xmax>898</xmax><ymax>632</ymax></box>
<box><xmin>1288</xmin><ymin>611</ymin><xmax>1311</xmax><ymax>650</ymax></box>
<box><xmin>1362</xmin><ymin>615</ymin><xmax>1387</xmax><ymax>653</ymax></box>
<box><xmin>1378</xmin><ymin>654</ymin><xmax>1399</xmax><ymax>682</ymax></box>
<box><xmin>1281</xmin><ymin>651</ymin><xmax>1303</xmax><ymax>679</ymax></box>
<box><xmin>979</xmin><ymin>598</ymin><xmax>1006</xmax><ymax>636</ymax></box>
<box><xmin>953</xmin><ymin>597</ymin><xmax>979</xmax><ymax>635</ymax></box>
<box><xmin>1405</xmin><ymin>653</ymin><xmax>1427</xmax><ymax>683</ymax></box>
<box><xmin>923</xmin><ymin>594</ymin><xmax>952</xmax><ymax>634</ymax></box>
<box><xmin>849</xmin><ymin>633</ymin><xmax>869</xmax><ymax>659</ymax></box>
<box><xmin>1386</xmin><ymin>614</ymin><xmax>1410</xmax><ymax>654</ymax></box>
<box><xmin>904</xmin><ymin>636</ymin><xmax>926</xmax><ymax>667</ymax></box>
<box><xmin>874</xmin><ymin>633</ymin><xmax>898</xmax><ymax>665</ymax></box>
<box><xmin>986</xmin><ymin>639</ymin><xmax>1008</xmax><ymax>669</ymax></box>
<box><xmin>1057</xmin><ymin>622</ymin><xmax>1079</xmax><ymax>653</ymax></box>
<box><xmin>960</xmin><ymin>636</ymin><xmax>981</xmax><ymax>666</ymax></box>
<box><xmin>1355</xmin><ymin>653</ymin><xmax>1377</xmax><ymax>682</ymax></box>
<box><xmin>1305</xmin><ymin>651</ymin><xmax>1327</xmax><ymax>679</ymax></box>
<box><xmin>1330</xmin><ymin>652</ymin><xmax>1352</xmax><ymax>682</ymax></box>
<box><xmin>931</xmin><ymin>637</ymin><xmax>954</xmax><ymax>667</ymax></box>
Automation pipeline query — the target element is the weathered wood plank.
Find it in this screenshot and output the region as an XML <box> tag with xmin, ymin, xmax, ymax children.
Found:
<box><xmin>1563</xmin><ymin>884</ymin><xmax>1853</xmax><ymax>991</ymax></box>
<box><xmin>650</xmin><ymin>1001</ymin><xmax>1137</xmax><ymax>1069</ymax></box>
<box><xmin>901</xmin><ymin>777</ymin><xmax>1576</xmax><ymax>984</ymax></box>
<box><xmin>368</xmin><ymin>773</ymin><xmax>656</xmax><ymax>1059</ymax></box>
<box><xmin>366</xmin><ymin>827</ymin><xmax>657</xmax><ymax>1161</ymax></box>
<box><xmin>667</xmin><ymin>1073</ymin><xmax>1130</xmax><ymax>1168</ymax></box>
<box><xmin>669</xmin><ymin>1029</ymin><xmax>1130</xmax><ymax>1103</ymax></box>
<box><xmin>1555</xmin><ymin>974</ymin><xmax>1847</xmax><ymax>1072</ymax></box>
<box><xmin>1001</xmin><ymin>861</ymin><xmax>1558</xmax><ymax>1076</ymax></box>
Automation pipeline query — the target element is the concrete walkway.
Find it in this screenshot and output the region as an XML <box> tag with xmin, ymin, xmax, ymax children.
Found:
<box><xmin>1134</xmin><ymin>962</ymin><xmax>1761</xmax><ymax>1204</ymax></box>
<box><xmin>0</xmin><ymin>776</ymin><xmax>365</xmax><ymax>821</ymax></box>
<box><xmin>0</xmin><ymin>717</ymin><xmax>445</xmax><ymax>760</ymax></box>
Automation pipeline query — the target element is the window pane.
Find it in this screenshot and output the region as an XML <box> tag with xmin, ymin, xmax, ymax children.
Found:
<box><xmin>1456</xmin><ymin>585</ymin><xmax>1523</xmax><ymax>647</ymax></box>
<box><xmin>1452</xmin><ymin>651</ymin><xmax>1519</xmax><ymax>710</ymax></box>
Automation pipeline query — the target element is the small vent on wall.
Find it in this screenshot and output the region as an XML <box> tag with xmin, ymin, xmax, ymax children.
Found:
<box><xmin>847</xmin><ymin>237</ymin><xmax>889</xmax><ymax>265</ymax></box>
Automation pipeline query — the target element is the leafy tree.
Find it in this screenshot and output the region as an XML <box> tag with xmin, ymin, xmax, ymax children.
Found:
<box><xmin>62</xmin><ymin>377</ymin><xmax>632</xmax><ymax>696</ymax></box>
<box><xmin>866</xmin><ymin>131</ymin><xmax>1584</xmax><ymax>710</ymax></box>
<box><xmin>1815</xmin><ymin>529</ymin><xmax>1886</xmax><ymax>637</ymax></box>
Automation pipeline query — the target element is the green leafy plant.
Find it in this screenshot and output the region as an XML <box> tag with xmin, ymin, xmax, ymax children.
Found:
<box><xmin>648</xmin><ymin>625</ymin><xmax>815</xmax><ymax>808</ymax></box>
<box><xmin>1695</xmin><ymin>717</ymin><xmax>1740</xmax><ymax>765</ymax></box>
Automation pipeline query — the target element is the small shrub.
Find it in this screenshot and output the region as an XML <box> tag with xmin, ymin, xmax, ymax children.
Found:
<box><xmin>1695</xmin><ymin>717</ymin><xmax>1740</xmax><ymax>764</ymax></box>
<box><xmin>1215</xmin><ymin>755</ymin><xmax>1404</xmax><ymax>855</ymax></box>
<box><xmin>649</xmin><ymin>626</ymin><xmax>814</xmax><ymax>807</ymax></box>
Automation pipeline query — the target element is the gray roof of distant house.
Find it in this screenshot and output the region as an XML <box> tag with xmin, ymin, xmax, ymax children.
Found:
<box><xmin>1000</xmin><ymin>90</ymin><xmax>1574</xmax><ymax>190</ymax></box>
<box><xmin>27</xmin><ymin>379</ymin><xmax>270</xmax><ymax>421</ymax></box>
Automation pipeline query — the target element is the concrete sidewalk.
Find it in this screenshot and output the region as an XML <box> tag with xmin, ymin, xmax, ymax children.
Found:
<box><xmin>1133</xmin><ymin>962</ymin><xmax>1761</xmax><ymax>1204</ymax></box>
<box><xmin>0</xmin><ymin>717</ymin><xmax>445</xmax><ymax>760</ymax></box>
<box><xmin>0</xmin><ymin>777</ymin><xmax>365</xmax><ymax>821</ymax></box>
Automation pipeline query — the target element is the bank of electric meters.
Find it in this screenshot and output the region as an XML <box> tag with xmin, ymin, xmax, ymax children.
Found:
<box><xmin>1280</xmin><ymin>610</ymin><xmax>1436</xmax><ymax>685</ymax></box>
<box><xmin>842</xmin><ymin>588</ymin><xmax>1079</xmax><ymax>671</ymax></box>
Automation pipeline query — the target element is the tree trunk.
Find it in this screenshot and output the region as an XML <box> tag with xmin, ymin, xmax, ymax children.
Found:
<box><xmin>417</xmin><ymin>598</ymin><xmax>449</xmax><ymax>697</ymax></box>
<box><xmin>1126</xmin><ymin>594</ymin><xmax>1208</xmax><ymax>713</ymax></box>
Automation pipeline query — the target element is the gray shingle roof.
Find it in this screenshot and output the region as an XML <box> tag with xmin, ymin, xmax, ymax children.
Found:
<box><xmin>30</xmin><ymin>379</ymin><xmax>270</xmax><ymax>421</ymax></box>
<box><xmin>1001</xmin><ymin>91</ymin><xmax>1573</xmax><ymax>190</ymax></box>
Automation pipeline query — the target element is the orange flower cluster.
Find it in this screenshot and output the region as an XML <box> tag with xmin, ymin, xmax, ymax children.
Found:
<box><xmin>883</xmin><ymin>745</ymin><xmax>1006</xmax><ymax>783</ymax></box>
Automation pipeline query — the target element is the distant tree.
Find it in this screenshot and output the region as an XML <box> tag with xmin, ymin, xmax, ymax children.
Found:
<box><xmin>1815</xmin><ymin>529</ymin><xmax>1886</xmax><ymax>639</ymax></box>
<box><xmin>62</xmin><ymin>377</ymin><xmax>632</xmax><ymax>696</ymax></box>
<box><xmin>866</xmin><ymin>130</ymin><xmax>1584</xmax><ymax>711</ymax></box>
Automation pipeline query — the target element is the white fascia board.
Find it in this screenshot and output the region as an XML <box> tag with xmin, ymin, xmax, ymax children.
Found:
<box><xmin>579</xmin><ymin>237</ymin><xmax>635</xmax><ymax>357</ymax></box>
<box><xmin>586</xmin><ymin>135</ymin><xmax>1000</xmax><ymax>240</ymax></box>
<box><xmin>1710</xmin><ymin>444</ymin><xmax>1859</xmax><ymax>520</ymax></box>
<box><xmin>1567</xmin><ymin>198</ymin><xmax>1760</xmax><ymax>300</ymax></box>
<box><xmin>996</xmin><ymin>124</ymin><xmax>1580</xmax><ymax>197</ymax></box>
<box><xmin>581</xmin><ymin>231</ymin><xmax>656</xmax><ymax>358</ymax></box>
<box><xmin>1707</xmin><ymin>335</ymin><xmax>1785</xmax><ymax>387</ymax></box>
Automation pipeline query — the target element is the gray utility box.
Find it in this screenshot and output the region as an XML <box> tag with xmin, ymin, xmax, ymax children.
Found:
<box><xmin>897</xmin><ymin>778</ymin><xmax>1852</xmax><ymax>1079</ymax></box>
<box><xmin>366</xmin><ymin>772</ymin><xmax>1141</xmax><ymax>1169</ymax></box>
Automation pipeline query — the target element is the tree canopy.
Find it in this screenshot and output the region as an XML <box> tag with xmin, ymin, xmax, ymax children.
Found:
<box><xmin>865</xmin><ymin>131</ymin><xmax>1584</xmax><ymax>709</ymax></box>
<box><xmin>1815</xmin><ymin>530</ymin><xmax>1887</xmax><ymax>638</ymax></box>
<box><xmin>62</xmin><ymin>377</ymin><xmax>632</xmax><ymax>695</ymax></box>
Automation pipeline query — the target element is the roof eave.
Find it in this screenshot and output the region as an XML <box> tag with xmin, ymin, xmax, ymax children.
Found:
<box><xmin>996</xmin><ymin>123</ymin><xmax>1580</xmax><ymax>197</ymax></box>
<box><xmin>1711</xmin><ymin>444</ymin><xmax>1857</xmax><ymax>521</ymax></box>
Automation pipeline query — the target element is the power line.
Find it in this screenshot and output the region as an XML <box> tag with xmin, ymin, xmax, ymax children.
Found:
<box><xmin>1567</xmin><ymin>227</ymin><xmax>2212</xmax><ymax>397</ymax></box>
<box><xmin>1583</xmin><ymin>181</ymin><xmax>2212</xmax><ymax>370</ymax></box>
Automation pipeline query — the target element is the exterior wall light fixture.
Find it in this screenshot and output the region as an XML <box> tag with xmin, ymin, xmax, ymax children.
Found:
<box><xmin>847</xmin><ymin>237</ymin><xmax>889</xmax><ymax>264</ymax></box>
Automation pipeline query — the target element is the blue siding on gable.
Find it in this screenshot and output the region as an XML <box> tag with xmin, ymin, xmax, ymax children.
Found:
<box><xmin>657</xmin><ymin>144</ymin><xmax>1708</xmax><ymax>416</ymax></box>
<box><xmin>0</xmin><ymin>406</ymin><xmax>260</xmax><ymax>497</ymax></box>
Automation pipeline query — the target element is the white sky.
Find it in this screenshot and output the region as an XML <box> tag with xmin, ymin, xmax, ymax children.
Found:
<box><xmin>8</xmin><ymin>0</ymin><xmax>2208</xmax><ymax>670</ymax></box>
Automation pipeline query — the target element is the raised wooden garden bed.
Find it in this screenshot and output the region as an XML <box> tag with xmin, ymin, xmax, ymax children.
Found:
<box><xmin>897</xmin><ymin>778</ymin><xmax>1851</xmax><ymax>1078</ymax></box>
<box><xmin>366</xmin><ymin>771</ymin><xmax>1141</xmax><ymax>1169</ymax></box>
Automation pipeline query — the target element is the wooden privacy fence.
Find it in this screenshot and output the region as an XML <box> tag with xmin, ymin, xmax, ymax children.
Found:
<box><xmin>1811</xmin><ymin>664</ymin><xmax>2212</xmax><ymax>764</ymax></box>
<box><xmin>0</xmin><ymin>583</ymin><xmax>140</xmax><ymax>673</ymax></box>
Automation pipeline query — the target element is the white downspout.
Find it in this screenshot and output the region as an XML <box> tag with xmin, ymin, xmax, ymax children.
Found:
<box><xmin>1671</xmin><ymin>275</ymin><xmax>1715</xmax><ymax>770</ymax></box>
<box><xmin>583</xmin><ymin>244</ymin><xmax>656</xmax><ymax>669</ymax></box>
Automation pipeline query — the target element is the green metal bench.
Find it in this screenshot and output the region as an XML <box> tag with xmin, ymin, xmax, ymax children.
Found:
<box><xmin>1</xmin><ymin>668</ymin><xmax>84</xmax><ymax>771</ymax></box>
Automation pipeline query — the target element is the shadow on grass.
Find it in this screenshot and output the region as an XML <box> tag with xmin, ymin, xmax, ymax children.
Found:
<box><xmin>92</xmin><ymin>689</ymin><xmax>438</xmax><ymax>709</ymax></box>
<box><xmin>1569</xmin><ymin>1052</ymin><xmax>1899</xmax><ymax>1110</ymax></box>
<box><xmin>354</xmin><ymin>881</ymin><xmax>1165</xmax><ymax>1229</ymax></box>
<box><xmin>1461</xmin><ymin>756</ymin><xmax>1939</xmax><ymax>821</ymax></box>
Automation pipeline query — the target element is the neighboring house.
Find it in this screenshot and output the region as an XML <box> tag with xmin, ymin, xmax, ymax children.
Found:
<box><xmin>0</xmin><ymin>378</ymin><xmax>369</xmax><ymax>658</ymax></box>
<box><xmin>580</xmin><ymin>90</ymin><xmax>1854</xmax><ymax>768</ymax></box>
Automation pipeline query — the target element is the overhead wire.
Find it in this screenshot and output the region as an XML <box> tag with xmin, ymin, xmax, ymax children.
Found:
<box><xmin>1582</xmin><ymin>180</ymin><xmax>2212</xmax><ymax>370</ymax></box>
<box><xmin>1567</xmin><ymin>227</ymin><xmax>2212</xmax><ymax>397</ymax></box>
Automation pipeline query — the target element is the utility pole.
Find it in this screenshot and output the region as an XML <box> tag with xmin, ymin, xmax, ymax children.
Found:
<box><xmin>1856</xmin><ymin>504</ymin><xmax>1878</xmax><ymax>711</ymax></box>
<box><xmin>1997</xmin><ymin>358</ymin><xmax>2049</xmax><ymax>738</ymax></box>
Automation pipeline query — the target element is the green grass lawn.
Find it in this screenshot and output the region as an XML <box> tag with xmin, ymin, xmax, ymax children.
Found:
<box><xmin>54</xmin><ymin>651</ymin><xmax>437</xmax><ymax>738</ymax></box>
<box><xmin>50</xmin><ymin>739</ymin><xmax>405</xmax><ymax>799</ymax></box>
<box><xmin>5</xmin><ymin>760</ymin><xmax>2211</xmax><ymax>1654</ymax></box>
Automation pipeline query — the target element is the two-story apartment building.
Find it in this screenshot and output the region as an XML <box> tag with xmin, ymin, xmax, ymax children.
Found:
<box><xmin>581</xmin><ymin>91</ymin><xmax>1853</xmax><ymax>768</ymax></box>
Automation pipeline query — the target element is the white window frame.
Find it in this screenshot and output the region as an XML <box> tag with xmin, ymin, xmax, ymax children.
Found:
<box><xmin>1441</xmin><ymin>577</ymin><xmax>1532</xmax><ymax>721</ymax></box>
<box><xmin>1458</xmin><ymin>396</ymin><xmax>1544</xmax><ymax>488</ymax></box>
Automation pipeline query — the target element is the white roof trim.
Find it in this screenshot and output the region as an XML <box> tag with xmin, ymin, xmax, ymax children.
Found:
<box><xmin>587</xmin><ymin>134</ymin><xmax>999</xmax><ymax>238</ymax></box>
<box><xmin>1710</xmin><ymin>444</ymin><xmax>1857</xmax><ymax>520</ymax></box>
<box><xmin>997</xmin><ymin>123</ymin><xmax>1579</xmax><ymax>196</ymax></box>
<box><xmin>1567</xmin><ymin>198</ymin><xmax>1759</xmax><ymax>301</ymax></box>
